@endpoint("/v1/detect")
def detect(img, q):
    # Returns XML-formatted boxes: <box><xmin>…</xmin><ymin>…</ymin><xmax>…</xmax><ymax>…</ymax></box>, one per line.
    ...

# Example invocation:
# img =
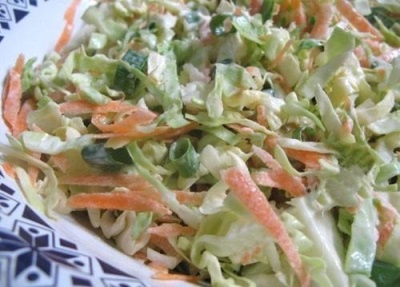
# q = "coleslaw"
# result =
<box><xmin>1</xmin><ymin>0</ymin><xmax>400</xmax><ymax>286</ymax></box>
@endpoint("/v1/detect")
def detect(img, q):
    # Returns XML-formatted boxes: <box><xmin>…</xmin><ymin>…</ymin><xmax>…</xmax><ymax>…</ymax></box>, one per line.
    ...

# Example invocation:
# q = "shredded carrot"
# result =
<box><xmin>59</xmin><ymin>100</ymin><xmax>99</xmax><ymax>115</ymax></box>
<box><xmin>227</xmin><ymin>123</ymin><xmax>254</xmax><ymax>135</ymax></box>
<box><xmin>174</xmin><ymin>190</ymin><xmax>206</xmax><ymax>206</ymax></box>
<box><xmin>148</xmin><ymin>261</ymin><xmax>169</xmax><ymax>273</ymax></box>
<box><xmin>154</xmin><ymin>121</ymin><xmax>198</xmax><ymax>140</ymax></box>
<box><xmin>28</xmin><ymin>152</ymin><xmax>41</xmax><ymax>185</ymax></box>
<box><xmin>95</xmin><ymin>121</ymin><xmax>198</xmax><ymax>141</ymax></box>
<box><xmin>50</xmin><ymin>154</ymin><xmax>69</xmax><ymax>173</ymax></box>
<box><xmin>264</xmin><ymin>135</ymin><xmax>278</xmax><ymax>151</ymax></box>
<box><xmin>156</xmin><ymin>214</ymin><xmax>182</xmax><ymax>224</ymax></box>
<box><xmin>152</xmin><ymin>272</ymin><xmax>200</xmax><ymax>283</ymax></box>
<box><xmin>91</xmin><ymin>109</ymin><xmax>158</xmax><ymax>134</ymax></box>
<box><xmin>353</xmin><ymin>46</ymin><xmax>369</xmax><ymax>68</ymax></box>
<box><xmin>3</xmin><ymin>54</ymin><xmax>24</xmax><ymax>136</ymax></box>
<box><xmin>147</xmin><ymin>223</ymin><xmax>196</xmax><ymax>237</ymax></box>
<box><xmin>252</xmin><ymin>146</ymin><xmax>306</xmax><ymax>197</ymax></box>
<box><xmin>252</xmin><ymin>171</ymin><xmax>277</xmax><ymax>187</ymax></box>
<box><xmin>256</xmin><ymin>105</ymin><xmax>267</xmax><ymax>127</ymax></box>
<box><xmin>58</xmin><ymin>173</ymin><xmax>157</xmax><ymax>192</ymax></box>
<box><xmin>149</xmin><ymin>234</ymin><xmax>181</xmax><ymax>258</ymax></box>
<box><xmin>253</xmin><ymin>145</ymin><xmax>281</xmax><ymax>170</ymax></box>
<box><xmin>269</xmin><ymin>39</ymin><xmax>293</xmax><ymax>69</ymax></box>
<box><xmin>222</xmin><ymin>167</ymin><xmax>310</xmax><ymax>287</ymax></box>
<box><xmin>2</xmin><ymin>162</ymin><xmax>16</xmax><ymax>179</ymax></box>
<box><xmin>290</xmin><ymin>0</ymin><xmax>301</xmax><ymax>10</ymax></box>
<box><xmin>337</xmin><ymin>0</ymin><xmax>382</xmax><ymax>41</ymax></box>
<box><xmin>13</xmin><ymin>98</ymin><xmax>35</xmax><ymax>137</ymax></box>
<box><xmin>294</xmin><ymin>1</ymin><xmax>307</xmax><ymax>27</ymax></box>
<box><xmin>249</xmin><ymin>0</ymin><xmax>262</xmax><ymax>15</ymax></box>
<box><xmin>54</xmin><ymin>0</ymin><xmax>81</xmax><ymax>53</ymax></box>
<box><xmin>310</xmin><ymin>3</ymin><xmax>334</xmax><ymax>40</ymax></box>
<box><xmin>133</xmin><ymin>251</ymin><xmax>148</xmax><ymax>261</ymax></box>
<box><xmin>284</xmin><ymin>148</ymin><xmax>328</xmax><ymax>169</ymax></box>
<box><xmin>252</xmin><ymin>170</ymin><xmax>306</xmax><ymax>197</ymax></box>
<box><xmin>60</xmin><ymin>100</ymin><xmax>145</xmax><ymax>116</ymax></box>
<box><xmin>239</xmin><ymin>245</ymin><xmax>263</xmax><ymax>265</ymax></box>
<box><xmin>67</xmin><ymin>190</ymin><xmax>171</xmax><ymax>215</ymax></box>
<box><xmin>376</xmin><ymin>201</ymin><xmax>398</xmax><ymax>247</ymax></box>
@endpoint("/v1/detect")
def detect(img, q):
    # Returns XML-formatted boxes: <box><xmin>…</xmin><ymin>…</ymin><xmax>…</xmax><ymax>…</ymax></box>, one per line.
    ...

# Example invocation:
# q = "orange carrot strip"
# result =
<box><xmin>50</xmin><ymin>154</ymin><xmax>69</xmax><ymax>173</ymax></box>
<box><xmin>58</xmin><ymin>173</ymin><xmax>156</xmax><ymax>191</ymax></box>
<box><xmin>3</xmin><ymin>54</ymin><xmax>24</xmax><ymax>135</ymax></box>
<box><xmin>337</xmin><ymin>0</ymin><xmax>382</xmax><ymax>41</ymax></box>
<box><xmin>67</xmin><ymin>191</ymin><xmax>171</xmax><ymax>215</ymax></box>
<box><xmin>227</xmin><ymin>123</ymin><xmax>254</xmax><ymax>135</ymax></box>
<box><xmin>13</xmin><ymin>98</ymin><xmax>35</xmax><ymax>137</ymax></box>
<box><xmin>94</xmin><ymin>121</ymin><xmax>198</xmax><ymax>141</ymax></box>
<box><xmin>152</xmin><ymin>272</ymin><xmax>200</xmax><ymax>283</ymax></box>
<box><xmin>239</xmin><ymin>245</ymin><xmax>263</xmax><ymax>265</ymax></box>
<box><xmin>294</xmin><ymin>2</ymin><xmax>307</xmax><ymax>27</ymax></box>
<box><xmin>252</xmin><ymin>146</ymin><xmax>306</xmax><ymax>197</ymax></box>
<box><xmin>133</xmin><ymin>251</ymin><xmax>147</xmax><ymax>261</ymax></box>
<box><xmin>253</xmin><ymin>145</ymin><xmax>281</xmax><ymax>170</ymax></box>
<box><xmin>147</xmin><ymin>223</ymin><xmax>196</xmax><ymax>237</ymax></box>
<box><xmin>174</xmin><ymin>190</ymin><xmax>206</xmax><ymax>206</ymax></box>
<box><xmin>252</xmin><ymin>171</ymin><xmax>277</xmax><ymax>187</ymax></box>
<box><xmin>222</xmin><ymin>168</ymin><xmax>310</xmax><ymax>287</ymax></box>
<box><xmin>354</xmin><ymin>46</ymin><xmax>369</xmax><ymax>68</ymax></box>
<box><xmin>290</xmin><ymin>0</ymin><xmax>300</xmax><ymax>10</ymax></box>
<box><xmin>249</xmin><ymin>0</ymin><xmax>262</xmax><ymax>15</ymax></box>
<box><xmin>284</xmin><ymin>148</ymin><xmax>328</xmax><ymax>169</ymax></box>
<box><xmin>28</xmin><ymin>152</ymin><xmax>41</xmax><ymax>185</ymax></box>
<box><xmin>376</xmin><ymin>201</ymin><xmax>398</xmax><ymax>247</ymax></box>
<box><xmin>310</xmin><ymin>3</ymin><xmax>334</xmax><ymax>40</ymax></box>
<box><xmin>149</xmin><ymin>234</ymin><xmax>180</xmax><ymax>257</ymax></box>
<box><xmin>154</xmin><ymin>121</ymin><xmax>198</xmax><ymax>140</ymax></box>
<box><xmin>2</xmin><ymin>162</ymin><xmax>16</xmax><ymax>179</ymax></box>
<box><xmin>148</xmin><ymin>261</ymin><xmax>169</xmax><ymax>273</ymax></box>
<box><xmin>60</xmin><ymin>100</ymin><xmax>143</xmax><ymax>115</ymax></box>
<box><xmin>269</xmin><ymin>39</ymin><xmax>293</xmax><ymax>69</ymax></box>
<box><xmin>256</xmin><ymin>105</ymin><xmax>267</xmax><ymax>127</ymax></box>
<box><xmin>54</xmin><ymin>0</ymin><xmax>81</xmax><ymax>53</ymax></box>
<box><xmin>91</xmin><ymin>109</ymin><xmax>157</xmax><ymax>133</ymax></box>
<box><xmin>252</xmin><ymin>170</ymin><xmax>306</xmax><ymax>197</ymax></box>
<box><xmin>59</xmin><ymin>100</ymin><xmax>98</xmax><ymax>115</ymax></box>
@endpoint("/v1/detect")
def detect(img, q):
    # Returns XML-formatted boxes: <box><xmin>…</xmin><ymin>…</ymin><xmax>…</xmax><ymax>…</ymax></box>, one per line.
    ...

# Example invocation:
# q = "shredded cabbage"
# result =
<box><xmin>2</xmin><ymin>0</ymin><xmax>400</xmax><ymax>286</ymax></box>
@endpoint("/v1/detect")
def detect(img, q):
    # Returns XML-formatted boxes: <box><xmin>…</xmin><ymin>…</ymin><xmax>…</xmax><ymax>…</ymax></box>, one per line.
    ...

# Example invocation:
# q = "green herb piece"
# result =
<box><xmin>210</xmin><ymin>14</ymin><xmax>236</xmax><ymax>36</ymax></box>
<box><xmin>113</xmin><ymin>50</ymin><xmax>147</xmax><ymax>98</ymax></box>
<box><xmin>169</xmin><ymin>137</ymin><xmax>200</xmax><ymax>178</ymax></box>
<box><xmin>81</xmin><ymin>143</ymin><xmax>132</xmax><ymax>170</ymax></box>
<box><xmin>261</xmin><ymin>0</ymin><xmax>275</xmax><ymax>22</ymax></box>
<box><xmin>371</xmin><ymin>260</ymin><xmax>400</xmax><ymax>287</ymax></box>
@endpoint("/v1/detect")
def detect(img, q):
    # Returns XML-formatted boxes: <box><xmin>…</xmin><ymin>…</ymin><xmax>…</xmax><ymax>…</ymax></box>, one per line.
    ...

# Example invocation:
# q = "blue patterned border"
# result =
<box><xmin>0</xmin><ymin>0</ymin><xmax>47</xmax><ymax>44</ymax></box>
<box><xmin>0</xmin><ymin>169</ymin><xmax>148</xmax><ymax>287</ymax></box>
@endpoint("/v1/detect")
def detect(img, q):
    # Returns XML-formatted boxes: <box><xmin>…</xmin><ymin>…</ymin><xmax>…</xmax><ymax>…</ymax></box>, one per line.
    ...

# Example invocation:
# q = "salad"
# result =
<box><xmin>1</xmin><ymin>0</ymin><xmax>400</xmax><ymax>286</ymax></box>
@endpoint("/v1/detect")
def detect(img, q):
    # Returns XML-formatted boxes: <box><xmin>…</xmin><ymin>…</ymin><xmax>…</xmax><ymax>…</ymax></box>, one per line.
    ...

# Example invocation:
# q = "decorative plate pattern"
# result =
<box><xmin>0</xmin><ymin>1</ymin><xmax>157</xmax><ymax>286</ymax></box>
<box><xmin>0</xmin><ymin>0</ymin><xmax>44</xmax><ymax>43</ymax></box>
<box><xmin>0</xmin><ymin>170</ymin><xmax>147</xmax><ymax>287</ymax></box>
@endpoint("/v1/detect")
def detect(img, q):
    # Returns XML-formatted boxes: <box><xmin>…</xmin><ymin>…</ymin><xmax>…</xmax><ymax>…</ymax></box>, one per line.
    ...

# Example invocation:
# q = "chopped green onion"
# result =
<box><xmin>113</xmin><ymin>49</ymin><xmax>148</xmax><ymax>99</ymax></box>
<box><xmin>184</xmin><ymin>12</ymin><xmax>201</xmax><ymax>24</ymax></box>
<box><xmin>169</xmin><ymin>137</ymin><xmax>200</xmax><ymax>178</ymax></box>
<box><xmin>261</xmin><ymin>0</ymin><xmax>275</xmax><ymax>22</ymax></box>
<box><xmin>293</xmin><ymin>126</ymin><xmax>316</xmax><ymax>141</ymax></box>
<box><xmin>210</xmin><ymin>14</ymin><xmax>237</xmax><ymax>36</ymax></box>
<box><xmin>296</xmin><ymin>39</ymin><xmax>323</xmax><ymax>53</ymax></box>
<box><xmin>81</xmin><ymin>143</ymin><xmax>132</xmax><ymax>170</ymax></box>
<box><xmin>371</xmin><ymin>260</ymin><xmax>400</xmax><ymax>287</ymax></box>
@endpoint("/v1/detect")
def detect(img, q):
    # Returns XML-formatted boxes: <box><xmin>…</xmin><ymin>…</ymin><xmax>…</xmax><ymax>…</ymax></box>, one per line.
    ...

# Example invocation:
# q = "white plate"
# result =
<box><xmin>0</xmin><ymin>1</ymin><xmax>195</xmax><ymax>286</ymax></box>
